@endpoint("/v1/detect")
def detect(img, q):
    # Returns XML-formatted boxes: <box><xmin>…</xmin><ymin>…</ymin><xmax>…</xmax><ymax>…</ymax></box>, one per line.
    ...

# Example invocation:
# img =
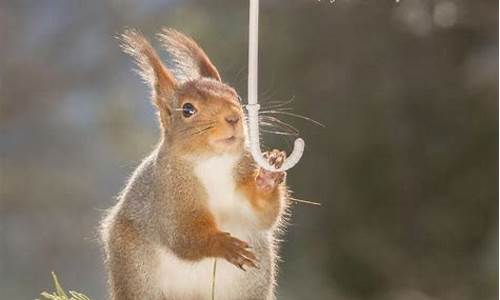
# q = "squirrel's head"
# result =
<box><xmin>121</xmin><ymin>29</ymin><xmax>245</xmax><ymax>157</ymax></box>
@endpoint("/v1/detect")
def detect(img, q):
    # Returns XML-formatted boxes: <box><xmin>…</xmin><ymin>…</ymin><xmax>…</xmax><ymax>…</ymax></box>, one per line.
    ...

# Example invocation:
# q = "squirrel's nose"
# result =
<box><xmin>225</xmin><ymin>114</ymin><xmax>240</xmax><ymax>126</ymax></box>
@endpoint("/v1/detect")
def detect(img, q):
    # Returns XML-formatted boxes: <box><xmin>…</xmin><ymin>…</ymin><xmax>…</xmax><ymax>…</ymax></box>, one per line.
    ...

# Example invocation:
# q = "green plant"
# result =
<box><xmin>37</xmin><ymin>272</ymin><xmax>92</xmax><ymax>300</ymax></box>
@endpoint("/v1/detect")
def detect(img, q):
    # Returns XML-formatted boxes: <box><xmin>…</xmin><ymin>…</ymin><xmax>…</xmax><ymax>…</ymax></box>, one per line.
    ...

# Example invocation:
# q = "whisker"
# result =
<box><xmin>259</xmin><ymin>117</ymin><xmax>297</xmax><ymax>130</ymax></box>
<box><xmin>189</xmin><ymin>125</ymin><xmax>214</xmax><ymax>137</ymax></box>
<box><xmin>232</xmin><ymin>65</ymin><xmax>248</xmax><ymax>87</ymax></box>
<box><xmin>259</xmin><ymin>118</ymin><xmax>299</xmax><ymax>135</ymax></box>
<box><xmin>174</xmin><ymin>121</ymin><xmax>216</xmax><ymax>135</ymax></box>
<box><xmin>260</xmin><ymin>111</ymin><xmax>325</xmax><ymax>128</ymax></box>
<box><xmin>260</xmin><ymin>129</ymin><xmax>298</xmax><ymax>136</ymax></box>
<box><xmin>261</xmin><ymin>96</ymin><xmax>296</xmax><ymax>110</ymax></box>
<box><xmin>259</xmin><ymin>115</ymin><xmax>300</xmax><ymax>135</ymax></box>
<box><xmin>261</xmin><ymin>107</ymin><xmax>294</xmax><ymax>112</ymax></box>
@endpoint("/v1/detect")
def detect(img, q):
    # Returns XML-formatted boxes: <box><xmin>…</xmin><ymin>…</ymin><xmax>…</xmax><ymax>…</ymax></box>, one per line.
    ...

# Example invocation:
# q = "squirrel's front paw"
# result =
<box><xmin>256</xmin><ymin>150</ymin><xmax>286</xmax><ymax>193</ymax></box>
<box><xmin>212</xmin><ymin>232</ymin><xmax>257</xmax><ymax>271</ymax></box>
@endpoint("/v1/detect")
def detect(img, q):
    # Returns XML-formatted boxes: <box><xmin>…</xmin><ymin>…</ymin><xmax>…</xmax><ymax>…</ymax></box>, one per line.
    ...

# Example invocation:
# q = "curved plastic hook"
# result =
<box><xmin>246</xmin><ymin>0</ymin><xmax>305</xmax><ymax>172</ymax></box>
<box><xmin>246</xmin><ymin>104</ymin><xmax>305</xmax><ymax>171</ymax></box>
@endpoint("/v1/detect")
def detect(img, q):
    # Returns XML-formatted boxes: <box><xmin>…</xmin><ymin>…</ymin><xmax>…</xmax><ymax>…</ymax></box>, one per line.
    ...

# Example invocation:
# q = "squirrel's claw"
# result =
<box><xmin>256</xmin><ymin>149</ymin><xmax>287</xmax><ymax>192</ymax></box>
<box><xmin>213</xmin><ymin>232</ymin><xmax>258</xmax><ymax>271</ymax></box>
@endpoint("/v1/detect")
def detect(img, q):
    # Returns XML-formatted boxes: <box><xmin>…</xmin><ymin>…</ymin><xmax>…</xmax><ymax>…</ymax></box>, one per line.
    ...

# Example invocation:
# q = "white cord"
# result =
<box><xmin>247</xmin><ymin>0</ymin><xmax>305</xmax><ymax>172</ymax></box>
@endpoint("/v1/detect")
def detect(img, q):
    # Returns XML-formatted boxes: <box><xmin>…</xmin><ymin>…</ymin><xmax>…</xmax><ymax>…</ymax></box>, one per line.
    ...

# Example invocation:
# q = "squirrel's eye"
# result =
<box><xmin>182</xmin><ymin>103</ymin><xmax>197</xmax><ymax>118</ymax></box>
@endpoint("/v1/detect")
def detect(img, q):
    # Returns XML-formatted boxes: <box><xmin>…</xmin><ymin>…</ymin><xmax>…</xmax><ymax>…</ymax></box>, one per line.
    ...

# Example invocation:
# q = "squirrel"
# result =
<box><xmin>100</xmin><ymin>28</ymin><xmax>290</xmax><ymax>300</ymax></box>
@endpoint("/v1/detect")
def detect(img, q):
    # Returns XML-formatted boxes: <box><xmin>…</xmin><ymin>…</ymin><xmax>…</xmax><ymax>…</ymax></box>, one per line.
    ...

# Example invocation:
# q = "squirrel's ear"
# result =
<box><xmin>120</xmin><ymin>29</ymin><xmax>177</xmax><ymax>128</ymax></box>
<box><xmin>157</xmin><ymin>28</ymin><xmax>221</xmax><ymax>82</ymax></box>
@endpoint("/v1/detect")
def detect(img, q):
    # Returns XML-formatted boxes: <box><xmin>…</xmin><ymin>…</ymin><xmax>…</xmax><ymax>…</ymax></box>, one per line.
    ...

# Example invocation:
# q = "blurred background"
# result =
<box><xmin>0</xmin><ymin>0</ymin><xmax>498</xmax><ymax>299</ymax></box>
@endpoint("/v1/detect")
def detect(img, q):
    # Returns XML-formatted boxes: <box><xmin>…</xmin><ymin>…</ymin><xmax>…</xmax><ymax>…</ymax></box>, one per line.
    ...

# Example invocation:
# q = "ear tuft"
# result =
<box><xmin>120</xmin><ymin>29</ymin><xmax>177</xmax><ymax>129</ymax></box>
<box><xmin>120</xmin><ymin>29</ymin><xmax>176</xmax><ymax>93</ymax></box>
<box><xmin>157</xmin><ymin>28</ymin><xmax>221</xmax><ymax>82</ymax></box>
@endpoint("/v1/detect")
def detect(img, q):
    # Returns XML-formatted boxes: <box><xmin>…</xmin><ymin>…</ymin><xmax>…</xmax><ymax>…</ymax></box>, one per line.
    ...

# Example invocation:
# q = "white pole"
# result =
<box><xmin>246</xmin><ymin>0</ymin><xmax>305</xmax><ymax>171</ymax></box>
<box><xmin>248</xmin><ymin>0</ymin><xmax>259</xmax><ymax>106</ymax></box>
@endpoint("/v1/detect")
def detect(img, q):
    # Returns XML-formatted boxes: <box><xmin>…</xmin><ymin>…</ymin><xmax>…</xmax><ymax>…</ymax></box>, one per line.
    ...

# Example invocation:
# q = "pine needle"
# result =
<box><xmin>289</xmin><ymin>197</ymin><xmax>322</xmax><ymax>206</ymax></box>
<box><xmin>37</xmin><ymin>272</ymin><xmax>92</xmax><ymax>300</ymax></box>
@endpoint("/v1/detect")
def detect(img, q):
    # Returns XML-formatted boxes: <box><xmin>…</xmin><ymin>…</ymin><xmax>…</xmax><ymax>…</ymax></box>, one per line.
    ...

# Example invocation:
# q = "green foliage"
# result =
<box><xmin>37</xmin><ymin>272</ymin><xmax>92</xmax><ymax>300</ymax></box>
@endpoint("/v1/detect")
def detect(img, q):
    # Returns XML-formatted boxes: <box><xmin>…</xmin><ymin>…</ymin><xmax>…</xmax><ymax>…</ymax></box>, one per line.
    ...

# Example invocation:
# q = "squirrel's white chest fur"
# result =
<box><xmin>157</xmin><ymin>154</ymin><xmax>259</xmax><ymax>300</ymax></box>
<box><xmin>194</xmin><ymin>153</ymin><xmax>256</xmax><ymax>231</ymax></box>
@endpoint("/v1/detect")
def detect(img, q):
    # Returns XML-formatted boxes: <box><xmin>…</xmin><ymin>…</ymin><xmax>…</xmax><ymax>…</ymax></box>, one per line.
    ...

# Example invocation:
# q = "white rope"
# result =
<box><xmin>246</xmin><ymin>0</ymin><xmax>305</xmax><ymax>171</ymax></box>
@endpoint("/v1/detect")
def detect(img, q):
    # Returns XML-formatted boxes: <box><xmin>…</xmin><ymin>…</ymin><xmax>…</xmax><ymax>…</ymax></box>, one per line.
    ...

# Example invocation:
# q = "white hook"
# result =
<box><xmin>246</xmin><ymin>0</ymin><xmax>305</xmax><ymax>172</ymax></box>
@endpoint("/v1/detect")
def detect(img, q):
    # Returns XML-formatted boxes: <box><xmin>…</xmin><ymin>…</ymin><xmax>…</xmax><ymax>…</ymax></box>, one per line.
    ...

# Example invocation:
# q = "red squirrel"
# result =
<box><xmin>100</xmin><ymin>29</ymin><xmax>289</xmax><ymax>300</ymax></box>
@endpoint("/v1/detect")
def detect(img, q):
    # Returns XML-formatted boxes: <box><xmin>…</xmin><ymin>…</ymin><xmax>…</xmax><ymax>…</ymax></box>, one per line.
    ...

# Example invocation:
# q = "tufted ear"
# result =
<box><xmin>120</xmin><ymin>29</ymin><xmax>177</xmax><ymax>129</ymax></box>
<box><xmin>157</xmin><ymin>28</ymin><xmax>221</xmax><ymax>83</ymax></box>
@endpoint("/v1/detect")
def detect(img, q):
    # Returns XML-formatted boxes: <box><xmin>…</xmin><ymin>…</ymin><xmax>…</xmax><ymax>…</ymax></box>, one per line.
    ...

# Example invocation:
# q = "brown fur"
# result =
<box><xmin>100</xmin><ymin>28</ymin><xmax>288</xmax><ymax>300</ymax></box>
